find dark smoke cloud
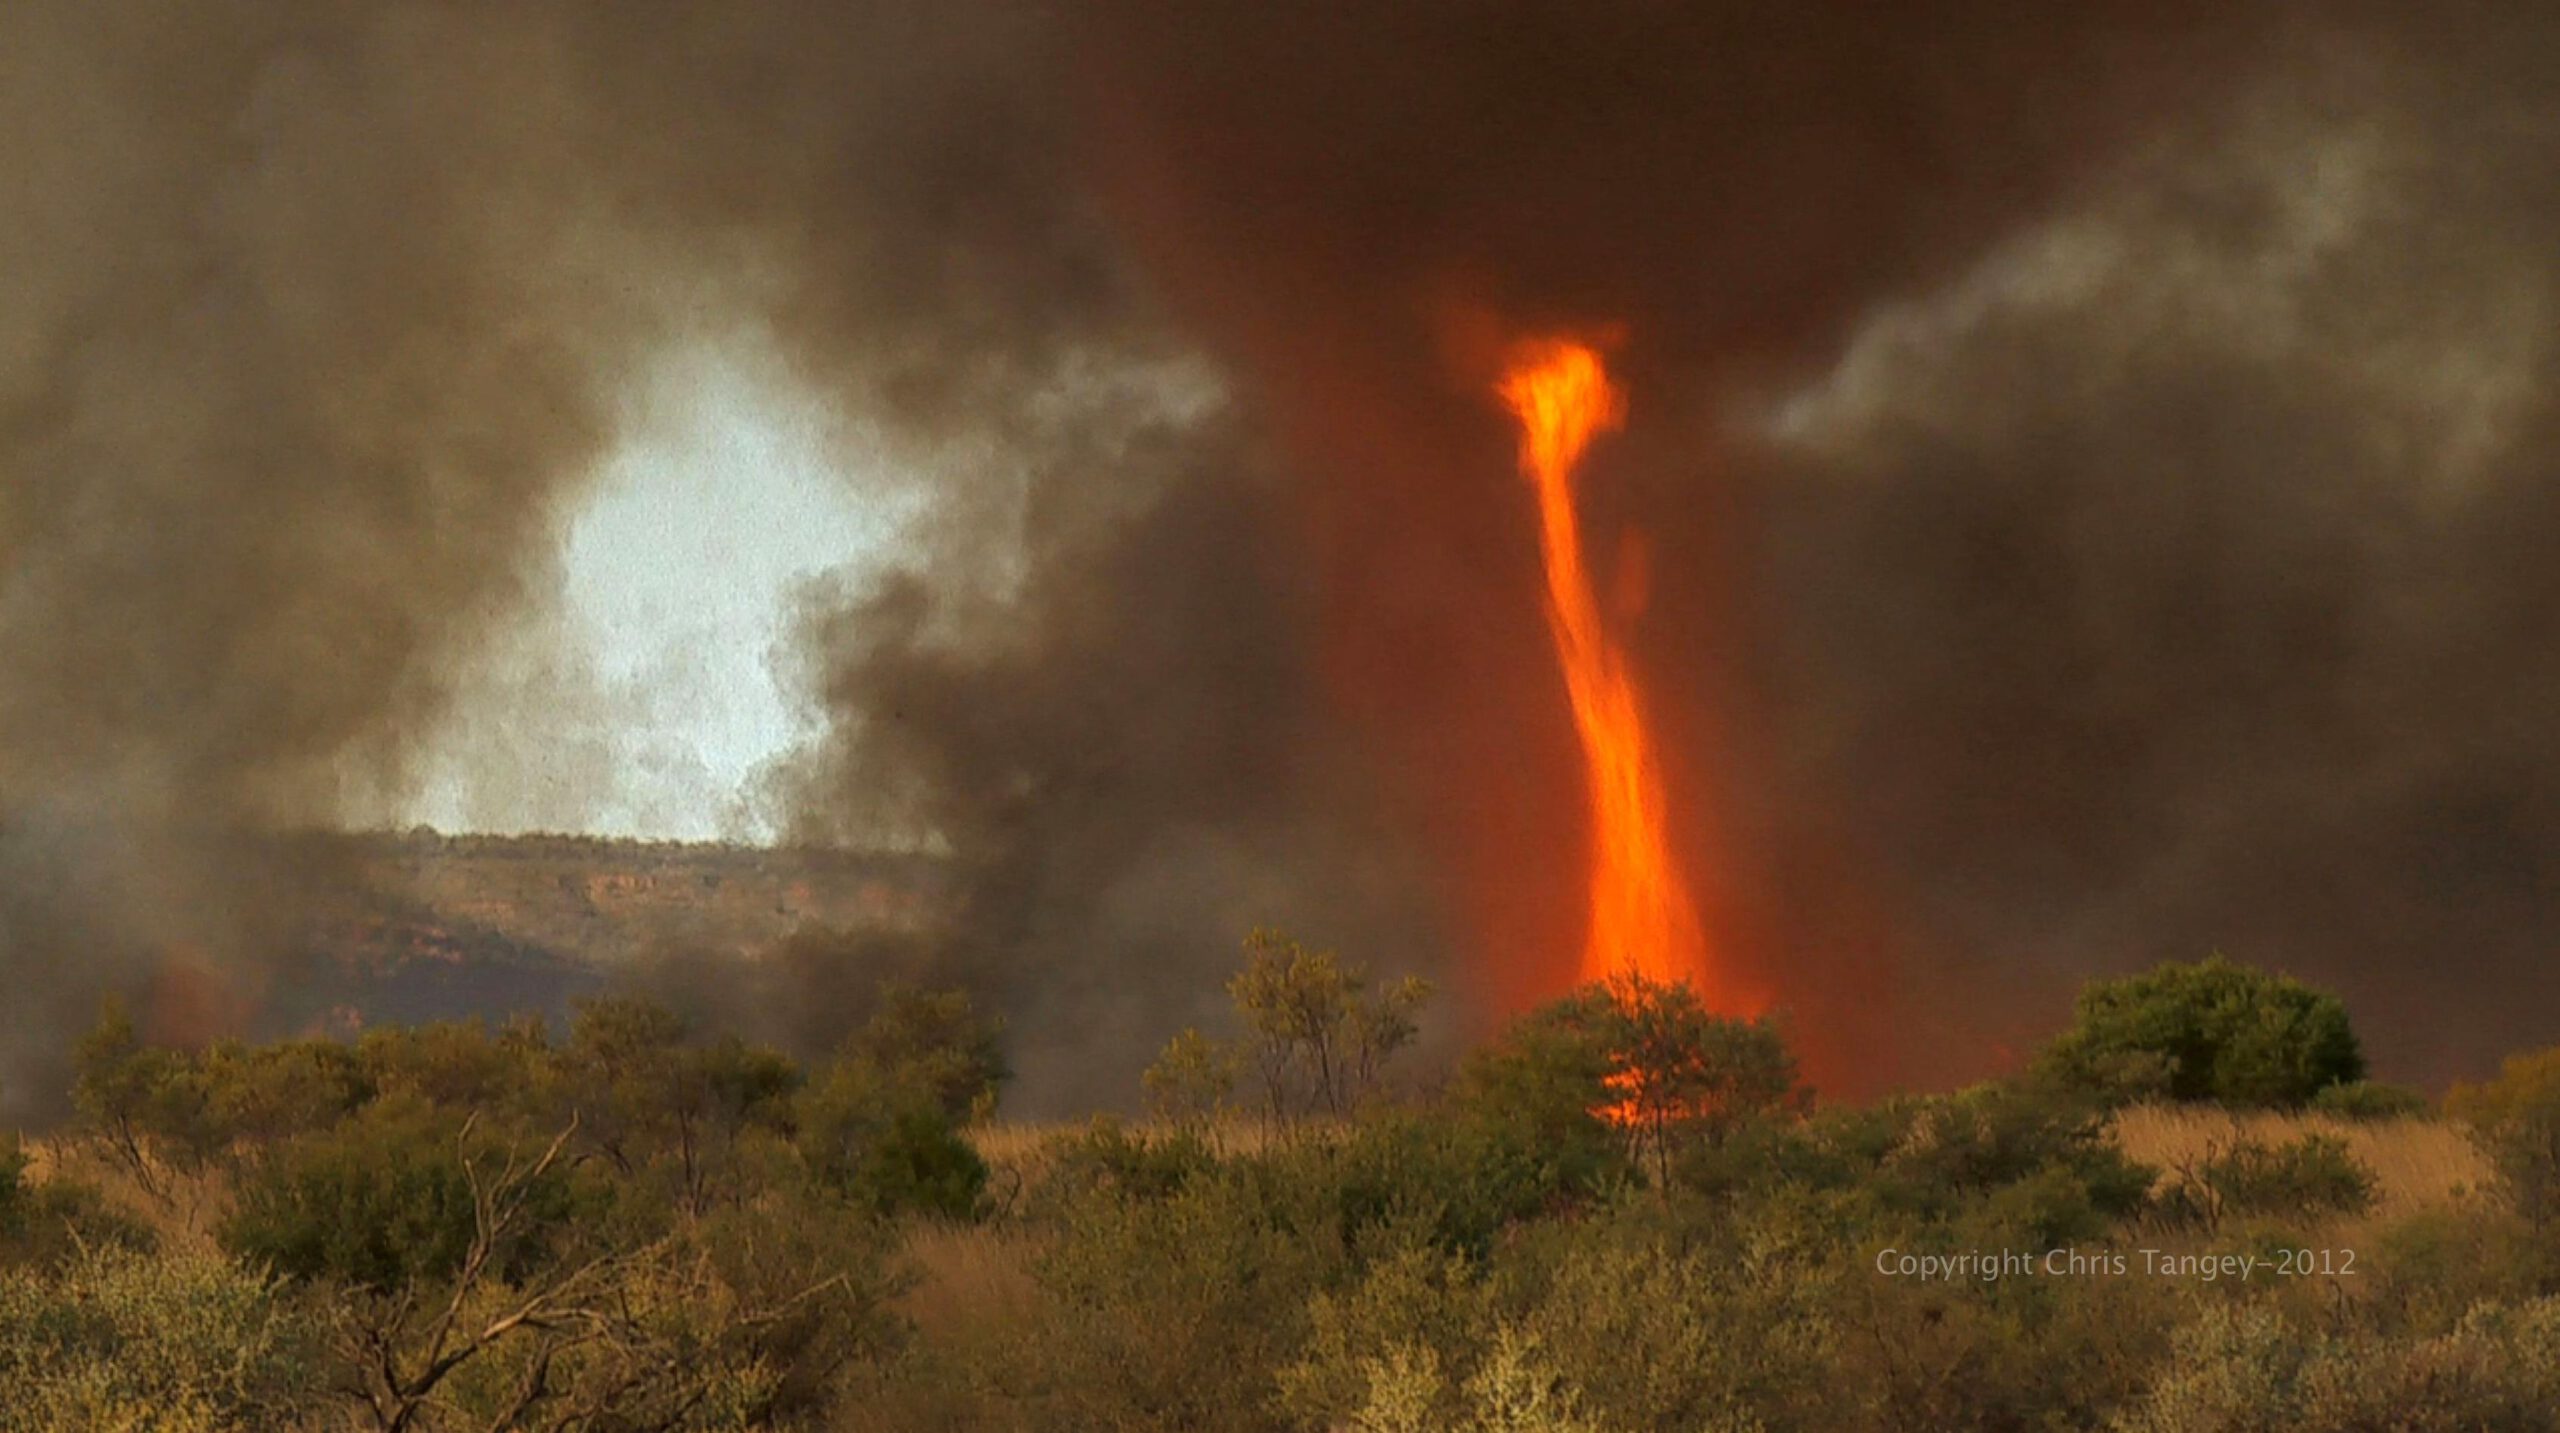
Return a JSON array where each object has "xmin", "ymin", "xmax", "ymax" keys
[
  {"xmin": 12, "ymin": 0, "xmax": 2560, "ymax": 1116},
  {"xmin": 1067, "ymin": 2, "xmax": 2560, "ymax": 1089},
  {"xmin": 0, "ymin": 0, "xmax": 1422, "ymax": 1118},
  {"xmin": 0, "ymin": 0, "xmax": 1132, "ymax": 1115},
  {"xmin": 0, "ymin": 1, "xmax": 645, "ymax": 1114},
  {"xmin": 1744, "ymin": 11, "xmax": 2560, "ymax": 1084}
]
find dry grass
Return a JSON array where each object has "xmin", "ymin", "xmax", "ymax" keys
[
  {"xmin": 23, "ymin": 1137, "xmax": 231, "ymax": 1255},
  {"xmin": 894, "ymin": 1220, "xmax": 1047, "ymax": 1341},
  {"xmin": 966, "ymin": 1115, "xmax": 1287, "ymax": 1193},
  {"xmin": 2109, "ymin": 1103, "xmax": 2493, "ymax": 1227}
]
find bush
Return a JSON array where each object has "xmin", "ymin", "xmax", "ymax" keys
[
  {"xmin": 1500, "ymin": 1199, "xmax": 1846, "ymax": 1431},
  {"xmin": 1885, "ymin": 1081, "xmax": 2157, "ymax": 1229},
  {"xmin": 2312, "ymin": 1080, "xmax": 2430, "ymax": 1121},
  {"xmin": 1447, "ymin": 998, "xmax": 1631, "ymax": 1207},
  {"xmin": 1227, "ymin": 928, "xmax": 1432, "ymax": 1125},
  {"xmin": 1264, "ymin": 1109, "xmax": 1579, "ymax": 1263},
  {"xmin": 1033, "ymin": 1116, "xmax": 1218, "ymax": 1209},
  {"xmin": 1025, "ymin": 1165, "xmax": 1342, "ymax": 1431},
  {"xmin": 1338, "ymin": 1325, "xmax": 1621, "ymax": 1433},
  {"xmin": 0, "ymin": 1246, "xmax": 318, "ymax": 1430},
  {"xmin": 845, "ymin": 983, "xmax": 1009, "ymax": 1123},
  {"xmin": 1450, "ymin": 978, "xmax": 1804, "ymax": 1197},
  {"xmin": 797, "ymin": 1057, "xmax": 988, "ymax": 1220},
  {"xmin": 2112, "ymin": 1297, "xmax": 2560, "ymax": 1431},
  {"xmin": 2450, "ymin": 1048, "xmax": 2560, "ymax": 1232},
  {"xmin": 1277, "ymin": 1244, "xmax": 1498, "ymax": 1429},
  {"xmin": 2198, "ymin": 1134, "xmax": 2377, "ymax": 1222},
  {"xmin": 2036, "ymin": 956, "xmax": 2365, "ymax": 1108},
  {"xmin": 219, "ymin": 1097, "xmax": 578, "ymax": 1289}
]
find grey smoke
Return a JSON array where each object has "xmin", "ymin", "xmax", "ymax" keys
[{"xmin": 7, "ymin": 1, "xmax": 2560, "ymax": 1118}]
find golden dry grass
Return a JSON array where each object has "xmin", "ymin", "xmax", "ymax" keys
[
  {"xmin": 24, "ymin": 1137, "xmax": 232, "ymax": 1255},
  {"xmin": 894, "ymin": 1220, "xmax": 1047, "ymax": 1341},
  {"xmin": 965, "ymin": 1115, "xmax": 1286, "ymax": 1191},
  {"xmin": 2109, "ymin": 1103, "xmax": 2493, "ymax": 1228}
]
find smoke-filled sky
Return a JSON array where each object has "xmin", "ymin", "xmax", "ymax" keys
[
  {"xmin": 8, "ymin": 0, "xmax": 2560, "ymax": 1113},
  {"xmin": 382, "ymin": 334, "xmax": 906, "ymax": 843}
]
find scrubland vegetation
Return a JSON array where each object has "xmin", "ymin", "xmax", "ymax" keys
[{"xmin": 5, "ymin": 939, "xmax": 2560, "ymax": 1430}]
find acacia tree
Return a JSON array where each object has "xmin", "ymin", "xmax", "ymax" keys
[
  {"xmin": 1601, "ymin": 973, "xmax": 1804, "ymax": 1188},
  {"xmin": 1225, "ymin": 927, "xmax": 1432, "ymax": 1128},
  {"xmin": 1454, "ymin": 976, "xmax": 1805, "ymax": 1191},
  {"xmin": 71, "ymin": 997, "xmax": 225, "ymax": 1203},
  {"xmin": 2035, "ymin": 955, "xmax": 2364, "ymax": 1108}
]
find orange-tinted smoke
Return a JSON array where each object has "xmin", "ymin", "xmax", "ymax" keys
[{"xmin": 1498, "ymin": 338, "xmax": 1757, "ymax": 1011}]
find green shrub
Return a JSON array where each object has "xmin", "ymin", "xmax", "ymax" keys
[
  {"xmin": 1144, "ymin": 1028, "xmax": 1243, "ymax": 1134},
  {"xmin": 1447, "ymin": 1003, "xmax": 1630, "ymax": 1209},
  {"xmin": 2369, "ymin": 1208, "xmax": 2543, "ymax": 1331},
  {"xmin": 0, "ymin": 1246, "xmax": 318, "ymax": 1430},
  {"xmin": 356, "ymin": 1018, "xmax": 554, "ymax": 1115},
  {"xmin": 1453, "ymin": 979, "xmax": 1802, "ymax": 1191},
  {"xmin": 845, "ymin": 983, "xmax": 1009, "ymax": 1123},
  {"xmin": 797, "ymin": 1057, "xmax": 987, "ymax": 1220},
  {"xmin": 1227, "ymin": 927, "xmax": 1432, "ymax": 1125},
  {"xmin": 690, "ymin": 1195, "xmax": 910, "ymax": 1419},
  {"xmin": 219, "ymin": 1096, "xmax": 577, "ymax": 1289},
  {"xmin": 1885, "ymin": 1081, "xmax": 2157, "ymax": 1227},
  {"xmin": 1265, "ymin": 1109, "xmax": 1593, "ymax": 1263},
  {"xmin": 1277, "ymin": 1244, "xmax": 1498, "ymax": 1429},
  {"xmin": 1500, "ymin": 1198, "xmax": 1845, "ymax": 1431},
  {"xmin": 2200, "ymin": 1134, "xmax": 2377, "ymax": 1221},
  {"xmin": 2112, "ymin": 1297, "xmax": 2560, "ymax": 1431},
  {"xmin": 2311, "ymin": 1079, "xmax": 2430, "ymax": 1121},
  {"xmin": 2037, "ymin": 956, "xmax": 2365, "ymax": 1108},
  {"xmin": 1033, "ymin": 1116, "xmax": 1218, "ymax": 1209},
  {"xmin": 1026, "ymin": 1166, "xmax": 1342, "ymax": 1431},
  {"xmin": 197, "ymin": 1038, "xmax": 373, "ymax": 1146},
  {"xmin": 1340, "ymin": 1325, "xmax": 1622, "ymax": 1433}
]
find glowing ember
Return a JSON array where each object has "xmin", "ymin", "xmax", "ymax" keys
[{"xmin": 1498, "ymin": 338, "xmax": 1744, "ymax": 1008}]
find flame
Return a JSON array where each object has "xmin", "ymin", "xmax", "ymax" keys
[{"xmin": 1498, "ymin": 338, "xmax": 1750, "ymax": 1010}]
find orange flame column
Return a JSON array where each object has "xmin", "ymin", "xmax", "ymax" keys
[{"xmin": 1498, "ymin": 339, "xmax": 1746, "ymax": 1008}]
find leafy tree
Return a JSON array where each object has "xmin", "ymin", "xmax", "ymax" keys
[
  {"xmin": 561, "ymin": 996, "xmax": 693, "ymax": 1177},
  {"xmin": 1144, "ymin": 1028, "xmax": 1242, "ymax": 1136},
  {"xmin": 200, "ymin": 1038, "xmax": 372, "ymax": 1147},
  {"xmin": 1601, "ymin": 974, "xmax": 1805, "ymax": 1187},
  {"xmin": 220, "ymin": 1097, "xmax": 577, "ymax": 1291},
  {"xmin": 1227, "ymin": 927, "xmax": 1432, "ymax": 1125},
  {"xmin": 1453, "ymin": 978, "xmax": 1802, "ymax": 1191},
  {"xmin": 796, "ymin": 1057, "xmax": 986, "ymax": 1220},
  {"xmin": 2035, "ymin": 955, "xmax": 2364, "ymax": 1108},
  {"xmin": 1449, "ymin": 992, "xmax": 1631, "ymax": 1206},
  {"xmin": 71, "ymin": 997, "xmax": 226, "ymax": 1197},
  {"xmin": 841, "ymin": 982, "xmax": 1006, "ymax": 1123},
  {"xmin": 355, "ymin": 1018, "xmax": 551, "ymax": 1115},
  {"xmin": 554, "ymin": 998, "xmax": 807, "ymax": 1214}
]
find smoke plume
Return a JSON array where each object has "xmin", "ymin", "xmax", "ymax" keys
[{"xmin": 9, "ymin": 1, "xmax": 2560, "ymax": 1114}]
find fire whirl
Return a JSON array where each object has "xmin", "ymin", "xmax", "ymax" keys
[{"xmin": 1498, "ymin": 338, "xmax": 1748, "ymax": 1010}]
